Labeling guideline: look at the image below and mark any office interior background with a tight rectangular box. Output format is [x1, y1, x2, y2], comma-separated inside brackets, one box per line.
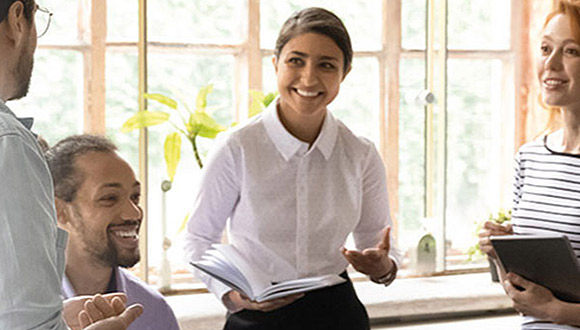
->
[11, 0, 558, 327]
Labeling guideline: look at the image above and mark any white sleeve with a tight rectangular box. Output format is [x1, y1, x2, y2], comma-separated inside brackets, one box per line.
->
[0, 134, 68, 329]
[352, 144, 402, 268]
[183, 134, 242, 301]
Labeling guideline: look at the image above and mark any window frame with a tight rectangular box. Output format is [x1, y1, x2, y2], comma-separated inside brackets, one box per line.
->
[37, 0, 534, 290]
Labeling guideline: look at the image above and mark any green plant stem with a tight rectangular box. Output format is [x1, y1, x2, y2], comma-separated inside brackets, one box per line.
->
[190, 134, 204, 169]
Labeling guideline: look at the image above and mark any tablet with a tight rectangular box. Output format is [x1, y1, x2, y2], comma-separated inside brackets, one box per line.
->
[491, 234, 580, 303]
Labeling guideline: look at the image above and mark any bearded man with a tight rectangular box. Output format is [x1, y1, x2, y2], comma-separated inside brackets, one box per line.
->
[45, 134, 180, 330]
[0, 1, 141, 328]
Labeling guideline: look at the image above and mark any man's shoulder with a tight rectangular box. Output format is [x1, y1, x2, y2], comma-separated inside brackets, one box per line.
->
[118, 268, 168, 304]
[0, 111, 45, 170]
[333, 119, 375, 159]
[117, 269, 179, 329]
[0, 111, 25, 137]
[0, 110, 38, 153]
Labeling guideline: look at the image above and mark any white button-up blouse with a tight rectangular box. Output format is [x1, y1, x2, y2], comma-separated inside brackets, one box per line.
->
[184, 100, 401, 301]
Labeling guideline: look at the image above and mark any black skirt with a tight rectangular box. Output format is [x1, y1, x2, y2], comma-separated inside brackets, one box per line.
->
[223, 272, 370, 330]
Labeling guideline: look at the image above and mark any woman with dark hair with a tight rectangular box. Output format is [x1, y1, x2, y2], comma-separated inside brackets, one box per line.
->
[479, 0, 580, 328]
[185, 7, 400, 330]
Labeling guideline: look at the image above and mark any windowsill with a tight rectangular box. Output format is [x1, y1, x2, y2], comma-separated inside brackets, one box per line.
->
[165, 272, 514, 329]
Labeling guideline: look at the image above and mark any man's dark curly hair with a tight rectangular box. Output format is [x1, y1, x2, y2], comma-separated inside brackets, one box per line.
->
[45, 135, 118, 202]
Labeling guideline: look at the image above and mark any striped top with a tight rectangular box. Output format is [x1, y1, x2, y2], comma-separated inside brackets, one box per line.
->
[513, 136, 580, 330]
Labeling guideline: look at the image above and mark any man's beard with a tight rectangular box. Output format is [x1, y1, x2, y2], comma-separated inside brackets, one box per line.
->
[8, 45, 33, 101]
[71, 206, 141, 269]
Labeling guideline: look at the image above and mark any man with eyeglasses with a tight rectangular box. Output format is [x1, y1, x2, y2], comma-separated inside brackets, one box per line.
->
[0, 1, 142, 329]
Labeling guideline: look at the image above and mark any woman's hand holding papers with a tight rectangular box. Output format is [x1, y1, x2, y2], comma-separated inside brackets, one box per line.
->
[223, 290, 304, 313]
[478, 221, 513, 259]
[341, 227, 396, 282]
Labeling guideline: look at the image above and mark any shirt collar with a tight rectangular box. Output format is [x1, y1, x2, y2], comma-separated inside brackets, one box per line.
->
[61, 267, 125, 299]
[0, 99, 34, 131]
[262, 98, 337, 161]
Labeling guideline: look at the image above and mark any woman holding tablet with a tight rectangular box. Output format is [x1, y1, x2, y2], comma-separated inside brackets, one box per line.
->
[479, 0, 580, 328]
[184, 7, 400, 330]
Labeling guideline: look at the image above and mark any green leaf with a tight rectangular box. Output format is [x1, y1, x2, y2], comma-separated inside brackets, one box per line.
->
[176, 212, 191, 235]
[249, 90, 277, 118]
[187, 111, 225, 139]
[195, 84, 214, 111]
[263, 91, 277, 107]
[249, 90, 265, 102]
[143, 93, 178, 110]
[164, 133, 182, 182]
[121, 111, 170, 132]
[249, 90, 265, 118]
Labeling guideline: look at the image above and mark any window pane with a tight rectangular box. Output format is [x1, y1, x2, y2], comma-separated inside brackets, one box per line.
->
[445, 58, 512, 268]
[38, 0, 78, 44]
[9, 50, 83, 145]
[147, 53, 235, 125]
[105, 50, 139, 170]
[262, 56, 277, 96]
[332, 57, 380, 144]
[107, 1, 138, 42]
[398, 57, 426, 269]
[260, 0, 382, 51]
[147, 0, 245, 44]
[402, 0, 426, 50]
[145, 53, 235, 285]
[448, 0, 511, 50]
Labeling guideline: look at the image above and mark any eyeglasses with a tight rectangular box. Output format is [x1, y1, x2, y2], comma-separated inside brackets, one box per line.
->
[35, 5, 52, 38]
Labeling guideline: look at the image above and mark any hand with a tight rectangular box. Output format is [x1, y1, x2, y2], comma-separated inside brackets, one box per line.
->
[77, 294, 143, 330]
[222, 290, 304, 313]
[503, 272, 559, 320]
[341, 226, 395, 280]
[478, 221, 513, 259]
[63, 293, 127, 330]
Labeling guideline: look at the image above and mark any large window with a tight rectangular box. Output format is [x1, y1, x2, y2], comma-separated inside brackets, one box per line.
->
[12, 0, 533, 291]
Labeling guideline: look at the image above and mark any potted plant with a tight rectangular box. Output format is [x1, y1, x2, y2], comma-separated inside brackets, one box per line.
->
[466, 209, 511, 282]
[121, 86, 276, 291]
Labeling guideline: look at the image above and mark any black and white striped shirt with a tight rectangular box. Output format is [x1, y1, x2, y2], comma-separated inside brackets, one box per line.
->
[513, 136, 580, 330]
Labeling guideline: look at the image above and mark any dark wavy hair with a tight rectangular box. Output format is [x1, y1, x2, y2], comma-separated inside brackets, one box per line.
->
[0, 0, 35, 23]
[274, 7, 353, 73]
[45, 135, 118, 202]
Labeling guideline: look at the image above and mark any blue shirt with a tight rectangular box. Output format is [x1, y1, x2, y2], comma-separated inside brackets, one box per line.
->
[0, 100, 68, 329]
[62, 267, 180, 330]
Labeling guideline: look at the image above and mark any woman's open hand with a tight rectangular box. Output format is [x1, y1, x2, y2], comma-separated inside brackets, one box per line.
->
[341, 226, 395, 281]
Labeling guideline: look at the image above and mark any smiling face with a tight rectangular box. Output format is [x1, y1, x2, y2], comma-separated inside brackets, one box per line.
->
[63, 151, 142, 268]
[538, 13, 580, 110]
[273, 32, 349, 122]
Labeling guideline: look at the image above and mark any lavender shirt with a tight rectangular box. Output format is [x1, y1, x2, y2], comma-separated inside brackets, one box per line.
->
[62, 267, 179, 330]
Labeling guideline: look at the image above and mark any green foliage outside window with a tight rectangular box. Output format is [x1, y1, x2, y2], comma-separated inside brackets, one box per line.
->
[466, 209, 512, 261]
